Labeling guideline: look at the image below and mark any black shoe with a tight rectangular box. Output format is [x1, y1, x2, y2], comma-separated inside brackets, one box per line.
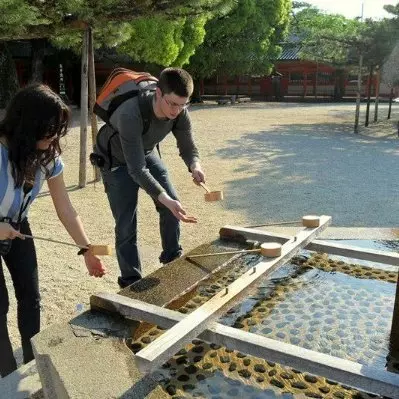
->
[117, 276, 141, 289]
[161, 252, 183, 266]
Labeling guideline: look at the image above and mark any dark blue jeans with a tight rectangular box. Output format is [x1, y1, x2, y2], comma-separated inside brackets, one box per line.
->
[101, 151, 182, 287]
[0, 219, 40, 377]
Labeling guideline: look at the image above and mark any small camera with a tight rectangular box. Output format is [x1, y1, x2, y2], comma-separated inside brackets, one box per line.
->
[89, 153, 105, 168]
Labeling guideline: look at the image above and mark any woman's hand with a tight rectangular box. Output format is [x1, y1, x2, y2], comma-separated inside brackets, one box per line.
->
[0, 222, 25, 240]
[157, 192, 197, 223]
[83, 251, 107, 277]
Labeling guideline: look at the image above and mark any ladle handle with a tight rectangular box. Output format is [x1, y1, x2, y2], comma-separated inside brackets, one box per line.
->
[245, 220, 301, 228]
[23, 234, 88, 249]
[187, 248, 260, 259]
[199, 181, 211, 193]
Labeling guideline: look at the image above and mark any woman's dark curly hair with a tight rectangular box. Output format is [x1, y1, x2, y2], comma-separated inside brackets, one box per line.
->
[0, 83, 70, 187]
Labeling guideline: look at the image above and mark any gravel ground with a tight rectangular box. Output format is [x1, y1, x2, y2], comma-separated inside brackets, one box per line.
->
[1, 100, 398, 367]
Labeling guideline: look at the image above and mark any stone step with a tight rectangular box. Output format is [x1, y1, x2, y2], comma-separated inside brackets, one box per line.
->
[0, 360, 42, 399]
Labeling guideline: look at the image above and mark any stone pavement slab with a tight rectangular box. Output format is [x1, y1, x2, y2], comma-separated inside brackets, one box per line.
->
[0, 361, 42, 399]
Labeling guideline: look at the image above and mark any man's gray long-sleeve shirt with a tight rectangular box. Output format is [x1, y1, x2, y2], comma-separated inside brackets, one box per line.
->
[97, 92, 200, 199]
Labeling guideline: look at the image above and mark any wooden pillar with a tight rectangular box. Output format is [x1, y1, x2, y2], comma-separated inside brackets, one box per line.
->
[79, 27, 89, 188]
[315, 63, 319, 100]
[88, 26, 101, 182]
[303, 72, 307, 98]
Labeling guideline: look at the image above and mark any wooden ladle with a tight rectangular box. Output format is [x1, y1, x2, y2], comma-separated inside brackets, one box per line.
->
[187, 242, 282, 260]
[198, 181, 224, 202]
[23, 234, 112, 256]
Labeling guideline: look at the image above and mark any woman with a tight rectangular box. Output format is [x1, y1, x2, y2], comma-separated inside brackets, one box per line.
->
[0, 84, 106, 377]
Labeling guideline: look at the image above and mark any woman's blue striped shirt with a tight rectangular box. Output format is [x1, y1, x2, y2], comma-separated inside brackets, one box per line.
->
[0, 143, 63, 222]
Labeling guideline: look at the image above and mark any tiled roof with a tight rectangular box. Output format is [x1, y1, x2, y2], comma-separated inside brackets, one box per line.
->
[278, 43, 301, 60]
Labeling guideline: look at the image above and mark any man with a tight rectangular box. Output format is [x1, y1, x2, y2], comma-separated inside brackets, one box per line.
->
[98, 68, 205, 288]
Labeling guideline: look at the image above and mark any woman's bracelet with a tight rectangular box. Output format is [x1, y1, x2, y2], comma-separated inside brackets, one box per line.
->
[77, 244, 91, 256]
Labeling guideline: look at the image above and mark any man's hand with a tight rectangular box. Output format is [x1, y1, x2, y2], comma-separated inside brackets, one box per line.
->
[0, 222, 24, 240]
[190, 161, 205, 184]
[158, 192, 198, 223]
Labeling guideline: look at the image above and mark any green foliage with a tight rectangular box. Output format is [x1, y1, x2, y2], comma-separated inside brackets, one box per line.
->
[382, 43, 399, 87]
[118, 15, 207, 67]
[291, 3, 399, 68]
[0, 0, 235, 39]
[381, 2, 399, 86]
[187, 0, 291, 78]
[361, 18, 398, 67]
[0, 0, 239, 70]
[51, 22, 133, 53]
[0, 0, 48, 39]
[290, 5, 363, 66]
[173, 17, 207, 66]
[384, 3, 399, 17]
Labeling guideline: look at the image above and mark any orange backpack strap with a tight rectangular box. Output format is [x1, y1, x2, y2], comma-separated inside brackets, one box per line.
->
[96, 70, 156, 104]
[94, 69, 158, 124]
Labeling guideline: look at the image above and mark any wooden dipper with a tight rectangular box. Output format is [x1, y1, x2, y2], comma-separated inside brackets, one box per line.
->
[259, 242, 282, 257]
[198, 182, 223, 202]
[88, 245, 113, 256]
[23, 235, 113, 256]
[302, 215, 320, 228]
[186, 241, 282, 260]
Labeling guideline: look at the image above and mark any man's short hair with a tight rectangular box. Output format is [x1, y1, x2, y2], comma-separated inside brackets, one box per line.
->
[158, 68, 194, 98]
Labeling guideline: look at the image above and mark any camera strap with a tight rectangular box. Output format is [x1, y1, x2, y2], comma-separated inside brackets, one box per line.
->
[16, 187, 32, 226]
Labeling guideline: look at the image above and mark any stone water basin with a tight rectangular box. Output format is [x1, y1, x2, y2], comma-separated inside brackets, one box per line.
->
[127, 240, 399, 399]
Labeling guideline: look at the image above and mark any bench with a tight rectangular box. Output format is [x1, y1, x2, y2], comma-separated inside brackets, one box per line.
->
[216, 95, 251, 105]
[236, 96, 251, 103]
[217, 97, 232, 105]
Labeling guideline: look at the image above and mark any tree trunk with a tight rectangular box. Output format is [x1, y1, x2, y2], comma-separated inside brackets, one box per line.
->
[0, 42, 19, 108]
[373, 68, 380, 122]
[79, 28, 89, 188]
[354, 54, 363, 133]
[191, 78, 203, 103]
[31, 39, 46, 83]
[334, 69, 345, 101]
[88, 27, 101, 182]
[388, 88, 393, 120]
[365, 65, 373, 127]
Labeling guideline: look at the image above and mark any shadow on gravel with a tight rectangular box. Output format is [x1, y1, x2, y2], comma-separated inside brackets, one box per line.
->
[215, 122, 399, 228]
